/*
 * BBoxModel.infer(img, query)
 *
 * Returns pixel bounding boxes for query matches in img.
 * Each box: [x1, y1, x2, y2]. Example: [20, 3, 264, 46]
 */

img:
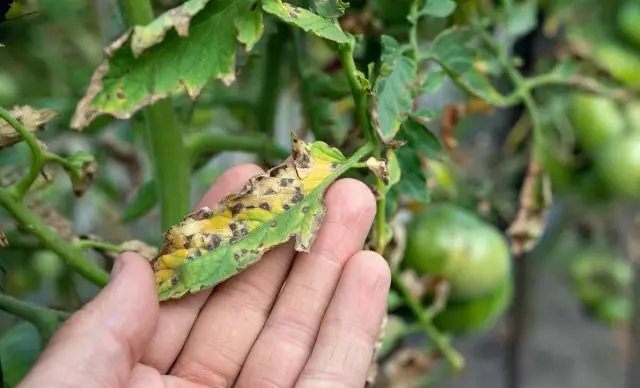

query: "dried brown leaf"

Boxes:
[0, 106, 56, 149]
[381, 348, 438, 388]
[121, 239, 159, 261]
[507, 154, 552, 255]
[366, 156, 389, 185]
[0, 231, 8, 248]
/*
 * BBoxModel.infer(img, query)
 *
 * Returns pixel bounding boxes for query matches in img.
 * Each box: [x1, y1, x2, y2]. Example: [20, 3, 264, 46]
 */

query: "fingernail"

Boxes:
[110, 256, 126, 281]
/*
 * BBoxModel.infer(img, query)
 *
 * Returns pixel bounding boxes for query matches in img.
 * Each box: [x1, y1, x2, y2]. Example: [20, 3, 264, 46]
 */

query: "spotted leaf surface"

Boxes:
[151, 134, 351, 301]
[71, 0, 258, 129]
[262, 0, 350, 44]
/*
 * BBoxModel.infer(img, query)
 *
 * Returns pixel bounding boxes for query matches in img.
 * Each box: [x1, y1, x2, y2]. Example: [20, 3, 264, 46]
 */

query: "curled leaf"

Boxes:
[60, 152, 98, 197]
[152, 133, 359, 301]
[366, 156, 389, 185]
[0, 106, 56, 149]
[382, 348, 438, 388]
[121, 240, 159, 261]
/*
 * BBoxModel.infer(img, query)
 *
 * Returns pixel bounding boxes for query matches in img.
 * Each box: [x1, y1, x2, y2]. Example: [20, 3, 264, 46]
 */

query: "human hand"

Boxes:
[18, 163, 391, 388]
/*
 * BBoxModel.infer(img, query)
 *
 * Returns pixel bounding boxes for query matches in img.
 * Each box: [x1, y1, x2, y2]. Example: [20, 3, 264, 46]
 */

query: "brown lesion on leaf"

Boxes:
[301, 206, 309, 213]
[116, 91, 126, 99]
[231, 202, 244, 217]
[259, 202, 271, 211]
[291, 191, 304, 203]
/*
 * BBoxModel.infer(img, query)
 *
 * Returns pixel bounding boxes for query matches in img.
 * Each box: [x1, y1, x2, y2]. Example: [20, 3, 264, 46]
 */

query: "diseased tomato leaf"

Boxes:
[370, 35, 418, 143]
[71, 0, 259, 129]
[262, 0, 350, 44]
[151, 133, 360, 301]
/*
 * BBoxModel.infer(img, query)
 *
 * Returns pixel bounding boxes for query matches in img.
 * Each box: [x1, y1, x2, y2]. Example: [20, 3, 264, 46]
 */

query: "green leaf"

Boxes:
[313, 0, 349, 19]
[57, 151, 98, 197]
[390, 145, 429, 203]
[235, 8, 265, 52]
[262, 0, 350, 44]
[151, 134, 365, 301]
[386, 148, 401, 187]
[421, 67, 445, 94]
[410, 108, 436, 127]
[505, 2, 538, 39]
[1, 323, 41, 387]
[419, 0, 457, 18]
[121, 179, 158, 223]
[400, 117, 443, 159]
[371, 35, 418, 143]
[426, 28, 505, 105]
[71, 0, 258, 129]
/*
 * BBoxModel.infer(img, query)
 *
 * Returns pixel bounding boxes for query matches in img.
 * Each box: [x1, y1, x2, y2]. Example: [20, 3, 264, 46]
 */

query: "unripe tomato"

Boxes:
[568, 93, 625, 152]
[618, 0, 640, 48]
[428, 278, 513, 335]
[31, 250, 65, 280]
[594, 133, 640, 199]
[593, 43, 640, 89]
[403, 203, 512, 301]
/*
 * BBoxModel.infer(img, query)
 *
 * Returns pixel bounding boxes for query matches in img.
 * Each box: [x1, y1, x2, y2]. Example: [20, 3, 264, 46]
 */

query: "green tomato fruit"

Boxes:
[31, 251, 65, 280]
[568, 93, 625, 152]
[593, 43, 640, 89]
[568, 93, 625, 149]
[571, 249, 631, 307]
[429, 278, 513, 335]
[618, 0, 640, 48]
[592, 296, 632, 326]
[594, 133, 640, 199]
[403, 203, 512, 301]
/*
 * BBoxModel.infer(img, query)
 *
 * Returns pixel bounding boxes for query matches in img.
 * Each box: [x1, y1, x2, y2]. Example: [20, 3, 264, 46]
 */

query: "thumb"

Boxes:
[19, 252, 159, 388]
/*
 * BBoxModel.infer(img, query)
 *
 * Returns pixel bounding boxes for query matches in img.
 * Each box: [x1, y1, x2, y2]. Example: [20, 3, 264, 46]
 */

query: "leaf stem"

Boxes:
[0, 293, 70, 346]
[75, 240, 124, 253]
[0, 189, 109, 286]
[408, 0, 420, 59]
[258, 24, 287, 136]
[337, 41, 375, 146]
[0, 106, 44, 198]
[375, 179, 387, 255]
[391, 269, 465, 371]
[118, 0, 191, 231]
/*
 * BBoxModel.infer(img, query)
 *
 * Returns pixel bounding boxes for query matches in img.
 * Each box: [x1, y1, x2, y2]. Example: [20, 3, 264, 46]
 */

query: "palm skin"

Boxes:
[18, 163, 391, 388]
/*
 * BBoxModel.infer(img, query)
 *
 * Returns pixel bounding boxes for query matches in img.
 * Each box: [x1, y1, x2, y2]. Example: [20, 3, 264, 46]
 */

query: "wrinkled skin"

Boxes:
[18, 163, 391, 388]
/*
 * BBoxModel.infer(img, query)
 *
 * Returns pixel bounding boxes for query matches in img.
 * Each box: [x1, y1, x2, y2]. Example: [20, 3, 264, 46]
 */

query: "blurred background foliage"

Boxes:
[1, 0, 640, 387]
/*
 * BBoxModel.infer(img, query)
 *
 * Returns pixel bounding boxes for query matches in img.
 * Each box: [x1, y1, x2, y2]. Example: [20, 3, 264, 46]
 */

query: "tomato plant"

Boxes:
[1, 0, 640, 386]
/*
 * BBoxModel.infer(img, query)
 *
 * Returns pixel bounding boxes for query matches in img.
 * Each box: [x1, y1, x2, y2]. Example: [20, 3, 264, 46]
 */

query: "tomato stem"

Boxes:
[117, 0, 191, 231]
[0, 189, 109, 286]
[0, 106, 44, 198]
[390, 269, 465, 371]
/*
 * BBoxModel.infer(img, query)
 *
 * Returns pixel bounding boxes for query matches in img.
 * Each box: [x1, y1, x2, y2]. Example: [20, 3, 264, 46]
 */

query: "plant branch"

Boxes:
[408, 0, 420, 59]
[0, 107, 44, 198]
[375, 179, 387, 255]
[0, 293, 70, 346]
[258, 24, 287, 136]
[117, 0, 191, 231]
[0, 190, 109, 286]
[337, 41, 375, 146]
[185, 131, 290, 162]
[391, 269, 465, 371]
[75, 239, 124, 253]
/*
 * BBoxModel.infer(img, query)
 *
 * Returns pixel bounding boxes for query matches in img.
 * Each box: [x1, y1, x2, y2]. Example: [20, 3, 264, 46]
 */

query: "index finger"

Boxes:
[140, 163, 264, 372]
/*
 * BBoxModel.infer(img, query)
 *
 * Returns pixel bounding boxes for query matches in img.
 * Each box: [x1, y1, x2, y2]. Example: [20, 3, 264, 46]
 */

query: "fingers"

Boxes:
[234, 179, 377, 387]
[20, 253, 158, 388]
[297, 251, 390, 388]
[140, 163, 264, 373]
[168, 242, 296, 386]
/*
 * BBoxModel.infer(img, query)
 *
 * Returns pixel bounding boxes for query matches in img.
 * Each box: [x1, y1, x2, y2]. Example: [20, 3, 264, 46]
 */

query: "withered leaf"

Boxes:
[0, 231, 8, 248]
[152, 133, 359, 301]
[0, 106, 56, 149]
[365, 156, 389, 185]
